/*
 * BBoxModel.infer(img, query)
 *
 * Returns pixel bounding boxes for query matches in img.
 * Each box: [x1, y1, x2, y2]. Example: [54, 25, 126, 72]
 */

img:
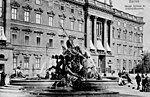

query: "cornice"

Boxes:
[88, 4, 114, 15]
[65, 0, 85, 7]
[113, 14, 145, 24]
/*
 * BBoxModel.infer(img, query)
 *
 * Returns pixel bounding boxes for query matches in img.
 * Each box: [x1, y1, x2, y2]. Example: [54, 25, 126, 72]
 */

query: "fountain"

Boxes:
[10, 46, 119, 97]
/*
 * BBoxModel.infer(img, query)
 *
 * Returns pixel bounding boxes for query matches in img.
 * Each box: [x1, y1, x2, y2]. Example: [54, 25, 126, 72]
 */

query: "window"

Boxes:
[129, 60, 132, 71]
[129, 46, 132, 55]
[49, 16, 53, 26]
[79, 23, 82, 32]
[79, 10, 82, 15]
[96, 22, 102, 37]
[123, 45, 126, 55]
[25, 36, 29, 45]
[129, 32, 132, 41]
[123, 60, 126, 69]
[71, 21, 74, 30]
[117, 21, 120, 26]
[36, 13, 41, 24]
[11, 8, 17, 19]
[60, 40, 64, 46]
[60, 4, 65, 11]
[60, 19, 64, 27]
[12, 34, 17, 43]
[13, 57, 17, 69]
[134, 33, 137, 42]
[24, 57, 29, 69]
[49, 39, 53, 47]
[36, 37, 40, 46]
[117, 59, 120, 71]
[112, 26, 115, 38]
[117, 44, 121, 54]
[71, 7, 74, 13]
[24, 11, 30, 22]
[117, 29, 121, 39]
[123, 30, 127, 40]
[0, 0, 2, 17]
[140, 34, 143, 43]
[36, 0, 41, 4]
[35, 57, 40, 69]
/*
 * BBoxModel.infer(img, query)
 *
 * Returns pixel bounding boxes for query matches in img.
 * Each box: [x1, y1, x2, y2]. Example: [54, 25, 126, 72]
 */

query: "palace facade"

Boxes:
[0, 0, 144, 76]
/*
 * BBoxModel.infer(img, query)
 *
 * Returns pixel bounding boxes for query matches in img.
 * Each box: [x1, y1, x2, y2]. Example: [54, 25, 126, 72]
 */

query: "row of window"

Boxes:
[13, 56, 41, 69]
[35, 0, 83, 15]
[112, 27, 143, 43]
[12, 33, 83, 47]
[113, 43, 142, 56]
[11, 7, 83, 31]
[117, 21, 143, 31]
[116, 59, 138, 71]
[12, 33, 58, 47]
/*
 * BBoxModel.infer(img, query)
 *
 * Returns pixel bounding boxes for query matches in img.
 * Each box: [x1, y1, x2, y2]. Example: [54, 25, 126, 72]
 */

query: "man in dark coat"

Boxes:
[135, 73, 141, 90]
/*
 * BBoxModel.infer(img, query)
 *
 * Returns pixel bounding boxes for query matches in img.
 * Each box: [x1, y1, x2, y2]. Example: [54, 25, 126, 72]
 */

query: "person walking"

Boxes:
[141, 73, 145, 91]
[144, 74, 148, 92]
[135, 73, 141, 90]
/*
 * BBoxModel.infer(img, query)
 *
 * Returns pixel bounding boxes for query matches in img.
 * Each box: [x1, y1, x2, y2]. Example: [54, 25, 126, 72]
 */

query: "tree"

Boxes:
[135, 52, 150, 73]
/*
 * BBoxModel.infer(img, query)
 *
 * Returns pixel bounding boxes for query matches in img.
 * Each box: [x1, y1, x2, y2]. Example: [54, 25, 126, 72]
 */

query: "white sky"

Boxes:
[112, 0, 150, 51]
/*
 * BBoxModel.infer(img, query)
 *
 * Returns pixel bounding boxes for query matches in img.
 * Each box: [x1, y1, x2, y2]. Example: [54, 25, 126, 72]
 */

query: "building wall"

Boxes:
[8, 0, 85, 76]
[112, 9, 144, 73]
[1, 0, 144, 75]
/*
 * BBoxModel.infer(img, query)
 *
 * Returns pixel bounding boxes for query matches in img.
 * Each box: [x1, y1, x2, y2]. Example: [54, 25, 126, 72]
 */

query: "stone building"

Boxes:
[5, 0, 85, 76]
[112, 9, 144, 73]
[0, 0, 13, 75]
[0, 0, 144, 76]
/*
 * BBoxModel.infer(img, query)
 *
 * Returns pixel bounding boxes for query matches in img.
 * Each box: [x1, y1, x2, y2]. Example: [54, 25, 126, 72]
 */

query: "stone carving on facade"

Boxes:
[22, 4, 33, 11]
[34, 8, 43, 13]
[10, 1, 20, 8]
[47, 11, 55, 16]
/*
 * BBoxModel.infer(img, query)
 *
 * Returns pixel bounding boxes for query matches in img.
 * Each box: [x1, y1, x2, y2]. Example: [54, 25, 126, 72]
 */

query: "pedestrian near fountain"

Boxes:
[141, 73, 145, 91]
[135, 73, 141, 90]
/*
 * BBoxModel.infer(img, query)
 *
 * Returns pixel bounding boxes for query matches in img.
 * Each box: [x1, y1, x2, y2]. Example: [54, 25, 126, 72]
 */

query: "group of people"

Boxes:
[118, 67, 132, 86]
[135, 73, 149, 92]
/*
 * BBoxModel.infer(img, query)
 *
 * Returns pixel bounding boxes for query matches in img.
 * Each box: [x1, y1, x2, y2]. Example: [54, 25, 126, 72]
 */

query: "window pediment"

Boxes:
[69, 15, 76, 21]
[22, 4, 32, 11]
[47, 32, 56, 36]
[58, 34, 66, 38]
[59, 13, 66, 19]
[11, 27, 20, 31]
[10, 1, 20, 8]
[34, 8, 43, 13]
[47, 11, 55, 16]
[77, 18, 84, 23]
[69, 35, 76, 39]
[34, 31, 43, 34]
[22, 28, 32, 32]
[78, 37, 84, 40]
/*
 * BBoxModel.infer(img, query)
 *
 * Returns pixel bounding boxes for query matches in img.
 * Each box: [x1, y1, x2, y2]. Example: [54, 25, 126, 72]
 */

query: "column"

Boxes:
[104, 19, 108, 48]
[93, 16, 97, 48]
[86, 15, 91, 50]
[109, 21, 113, 48]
